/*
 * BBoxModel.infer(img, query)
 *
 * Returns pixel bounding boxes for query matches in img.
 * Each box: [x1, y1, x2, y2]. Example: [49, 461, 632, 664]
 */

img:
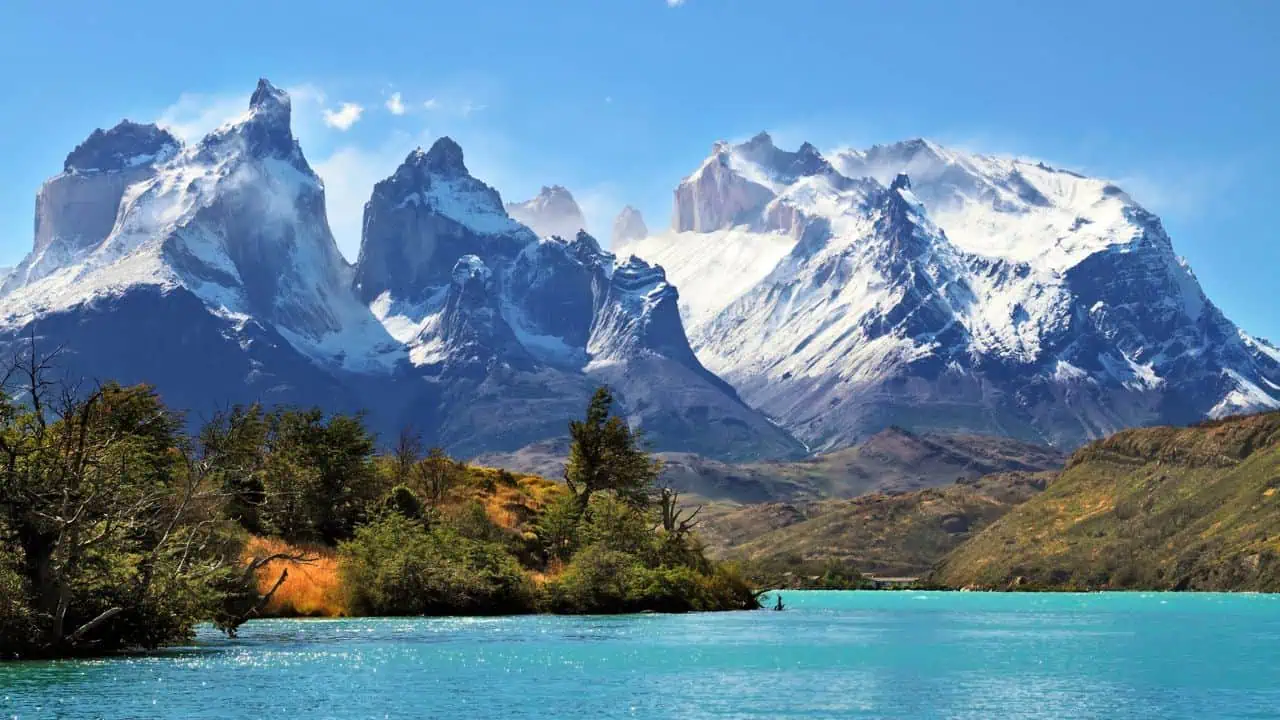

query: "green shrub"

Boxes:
[339, 514, 534, 616]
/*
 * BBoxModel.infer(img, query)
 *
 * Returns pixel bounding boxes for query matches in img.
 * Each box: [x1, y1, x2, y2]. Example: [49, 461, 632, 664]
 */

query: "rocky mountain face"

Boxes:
[0, 80, 387, 421]
[505, 185, 587, 240]
[0, 79, 798, 458]
[352, 139, 802, 458]
[626, 133, 1280, 450]
[0, 80, 800, 461]
[6, 80, 1274, 463]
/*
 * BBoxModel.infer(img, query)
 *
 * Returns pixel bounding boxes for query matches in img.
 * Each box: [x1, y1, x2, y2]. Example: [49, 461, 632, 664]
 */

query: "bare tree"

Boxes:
[392, 426, 424, 487]
[656, 487, 702, 540]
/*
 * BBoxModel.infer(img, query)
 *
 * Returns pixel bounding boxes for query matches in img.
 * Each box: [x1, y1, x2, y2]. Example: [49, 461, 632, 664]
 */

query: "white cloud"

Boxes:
[314, 146, 396, 259]
[458, 100, 487, 118]
[386, 92, 405, 115]
[667, 0, 685, 6]
[323, 102, 364, 131]
[156, 83, 329, 144]
[312, 129, 432, 259]
[420, 96, 486, 118]
[156, 92, 249, 142]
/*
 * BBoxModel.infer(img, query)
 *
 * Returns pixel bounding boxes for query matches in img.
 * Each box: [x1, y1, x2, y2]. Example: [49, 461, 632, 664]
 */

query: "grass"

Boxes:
[240, 468, 565, 618]
[244, 536, 346, 617]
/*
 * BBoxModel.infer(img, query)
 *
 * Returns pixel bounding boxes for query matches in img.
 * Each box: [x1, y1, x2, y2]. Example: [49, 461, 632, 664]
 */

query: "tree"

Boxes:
[563, 387, 661, 513]
[0, 335, 242, 657]
[392, 426, 423, 488]
[536, 492, 581, 564]
[258, 408, 379, 544]
[419, 447, 460, 509]
[200, 404, 270, 534]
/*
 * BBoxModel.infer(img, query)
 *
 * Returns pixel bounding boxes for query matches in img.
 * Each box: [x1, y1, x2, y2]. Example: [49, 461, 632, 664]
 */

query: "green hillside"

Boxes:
[933, 412, 1280, 591]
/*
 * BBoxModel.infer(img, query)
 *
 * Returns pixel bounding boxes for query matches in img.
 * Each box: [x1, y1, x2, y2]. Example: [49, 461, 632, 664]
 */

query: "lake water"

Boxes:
[3, 591, 1279, 719]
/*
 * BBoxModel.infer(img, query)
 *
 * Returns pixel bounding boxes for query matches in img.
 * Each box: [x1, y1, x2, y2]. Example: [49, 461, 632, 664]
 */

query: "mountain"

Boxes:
[621, 133, 1280, 450]
[611, 206, 648, 245]
[504, 185, 587, 240]
[351, 139, 801, 458]
[0, 79, 392, 421]
[0, 80, 798, 462]
[933, 411, 1280, 591]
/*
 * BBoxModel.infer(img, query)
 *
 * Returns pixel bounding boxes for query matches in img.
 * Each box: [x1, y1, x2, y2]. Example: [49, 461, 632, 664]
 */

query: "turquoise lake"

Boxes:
[3, 591, 1279, 719]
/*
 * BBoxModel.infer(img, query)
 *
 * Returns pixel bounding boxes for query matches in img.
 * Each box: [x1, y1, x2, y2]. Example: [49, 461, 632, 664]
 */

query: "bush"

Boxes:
[544, 544, 760, 614]
[339, 514, 534, 616]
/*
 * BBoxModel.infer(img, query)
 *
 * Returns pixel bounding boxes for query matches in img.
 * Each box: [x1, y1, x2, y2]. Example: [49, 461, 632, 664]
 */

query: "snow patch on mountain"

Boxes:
[0, 79, 405, 373]
[618, 228, 796, 332]
[629, 133, 1280, 448]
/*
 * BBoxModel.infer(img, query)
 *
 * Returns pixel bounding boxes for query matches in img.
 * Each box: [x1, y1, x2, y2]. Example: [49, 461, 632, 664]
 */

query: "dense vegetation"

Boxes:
[933, 412, 1280, 591]
[0, 342, 756, 660]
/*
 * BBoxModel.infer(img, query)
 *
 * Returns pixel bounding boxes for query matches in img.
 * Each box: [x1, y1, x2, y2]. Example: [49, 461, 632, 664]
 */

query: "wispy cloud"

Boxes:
[385, 92, 405, 116]
[156, 83, 329, 143]
[667, 0, 685, 6]
[156, 92, 250, 142]
[420, 96, 486, 118]
[322, 102, 364, 131]
[314, 140, 417, 258]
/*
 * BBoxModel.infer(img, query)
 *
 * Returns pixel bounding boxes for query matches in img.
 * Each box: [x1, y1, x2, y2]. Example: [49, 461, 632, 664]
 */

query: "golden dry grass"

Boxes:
[244, 536, 346, 617]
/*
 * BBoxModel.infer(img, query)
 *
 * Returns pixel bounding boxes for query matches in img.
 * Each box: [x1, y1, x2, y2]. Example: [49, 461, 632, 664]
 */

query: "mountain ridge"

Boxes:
[621, 133, 1280, 450]
[0, 80, 799, 462]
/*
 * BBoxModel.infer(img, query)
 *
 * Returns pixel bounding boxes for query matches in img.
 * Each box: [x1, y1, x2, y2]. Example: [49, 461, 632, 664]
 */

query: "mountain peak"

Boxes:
[198, 78, 298, 162]
[63, 121, 179, 173]
[506, 183, 586, 239]
[249, 78, 290, 114]
[420, 136, 468, 176]
[890, 172, 912, 191]
[612, 206, 648, 245]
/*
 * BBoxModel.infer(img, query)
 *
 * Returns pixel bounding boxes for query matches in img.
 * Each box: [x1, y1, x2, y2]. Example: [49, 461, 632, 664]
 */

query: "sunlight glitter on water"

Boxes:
[2, 592, 1280, 719]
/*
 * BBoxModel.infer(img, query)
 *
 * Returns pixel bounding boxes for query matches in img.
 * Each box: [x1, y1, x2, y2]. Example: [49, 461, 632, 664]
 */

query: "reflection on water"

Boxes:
[3, 591, 1279, 719]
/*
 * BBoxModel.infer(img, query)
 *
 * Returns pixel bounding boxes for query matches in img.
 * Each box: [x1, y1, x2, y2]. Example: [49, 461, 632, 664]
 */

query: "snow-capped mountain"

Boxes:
[505, 185, 588, 240]
[620, 133, 1280, 450]
[0, 79, 799, 461]
[352, 139, 803, 458]
[0, 80, 397, 422]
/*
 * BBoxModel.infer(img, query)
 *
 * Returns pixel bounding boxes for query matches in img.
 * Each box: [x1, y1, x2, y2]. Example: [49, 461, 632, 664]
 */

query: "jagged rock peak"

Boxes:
[569, 229, 604, 255]
[890, 172, 912, 191]
[506, 183, 587, 239]
[63, 121, 179, 173]
[199, 78, 299, 162]
[612, 255, 671, 293]
[741, 131, 774, 151]
[612, 205, 648, 245]
[417, 136, 468, 176]
[734, 132, 834, 180]
[249, 78, 290, 115]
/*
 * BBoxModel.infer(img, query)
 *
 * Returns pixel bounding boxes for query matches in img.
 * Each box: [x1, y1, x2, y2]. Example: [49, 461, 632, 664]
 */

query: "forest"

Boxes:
[0, 339, 757, 660]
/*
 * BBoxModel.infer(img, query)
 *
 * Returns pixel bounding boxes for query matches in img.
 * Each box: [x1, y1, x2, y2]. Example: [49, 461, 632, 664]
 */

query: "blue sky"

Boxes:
[2, 0, 1277, 339]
